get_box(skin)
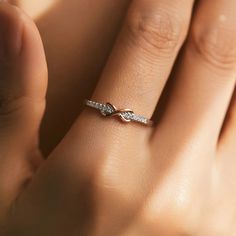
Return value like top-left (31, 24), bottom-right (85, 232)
top-left (24, 0), bottom-right (131, 155)
top-left (0, 0), bottom-right (236, 235)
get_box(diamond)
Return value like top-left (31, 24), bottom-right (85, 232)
top-left (106, 104), bottom-right (115, 114)
top-left (123, 112), bottom-right (133, 119)
top-left (85, 99), bottom-right (152, 126)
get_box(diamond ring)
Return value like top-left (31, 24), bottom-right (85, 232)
top-left (84, 99), bottom-right (153, 126)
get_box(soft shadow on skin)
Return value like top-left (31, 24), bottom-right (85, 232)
top-left (10, 0), bottom-right (175, 156)
top-left (219, 88), bottom-right (236, 141)
top-left (29, 0), bottom-right (131, 156)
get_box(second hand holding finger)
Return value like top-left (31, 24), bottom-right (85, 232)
top-left (5, 0), bottom-right (195, 235)
top-left (5, 0), bottom-right (236, 236)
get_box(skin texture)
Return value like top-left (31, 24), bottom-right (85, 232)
top-left (0, 0), bottom-right (236, 235)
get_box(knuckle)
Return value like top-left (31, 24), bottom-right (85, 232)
top-left (143, 206), bottom-right (196, 235)
top-left (125, 7), bottom-right (185, 54)
top-left (0, 87), bottom-right (40, 117)
top-left (141, 187), bottom-right (198, 235)
top-left (189, 22), bottom-right (236, 70)
top-left (0, 88), bottom-right (20, 116)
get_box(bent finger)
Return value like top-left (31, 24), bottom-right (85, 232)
top-left (0, 2), bottom-right (47, 218)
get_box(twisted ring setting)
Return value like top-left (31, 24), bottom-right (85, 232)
top-left (84, 99), bottom-right (153, 126)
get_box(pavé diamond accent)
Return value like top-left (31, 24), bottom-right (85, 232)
top-left (84, 99), bottom-right (153, 126)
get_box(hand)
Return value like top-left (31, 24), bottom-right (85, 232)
top-left (1, 0), bottom-right (236, 235)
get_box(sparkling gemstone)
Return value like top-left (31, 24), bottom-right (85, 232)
top-left (106, 104), bottom-right (115, 114)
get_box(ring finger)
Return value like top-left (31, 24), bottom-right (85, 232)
top-left (77, 0), bottom-right (194, 138)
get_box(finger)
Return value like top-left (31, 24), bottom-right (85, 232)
top-left (61, 0), bottom-right (195, 182)
top-left (0, 3), bottom-right (47, 216)
top-left (152, 0), bottom-right (236, 153)
top-left (78, 0), bottom-right (194, 135)
top-left (54, 0), bottom-right (195, 175)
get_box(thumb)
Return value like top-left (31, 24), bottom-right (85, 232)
top-left (0, 2), bottom-right (47, 218)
